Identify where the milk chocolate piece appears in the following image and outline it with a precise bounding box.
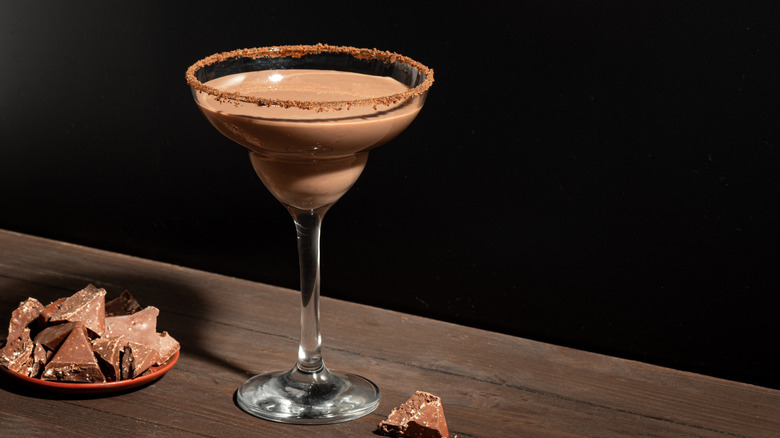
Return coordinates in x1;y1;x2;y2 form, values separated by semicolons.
0;327;35;373
378;391;450;438
106;307;179;364
106;290;142;316
49;284;107;337
41;324;106;383
0;298;43;372
155;331;180;365
92;337;125;381
34;321;79;351
105;306;160;351
6;298;44;341
37;297;67;329
20;342;48;378
120;345;133;381
124;341;159;378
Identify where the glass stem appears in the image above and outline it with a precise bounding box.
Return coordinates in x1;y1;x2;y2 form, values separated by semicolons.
289;205;330;374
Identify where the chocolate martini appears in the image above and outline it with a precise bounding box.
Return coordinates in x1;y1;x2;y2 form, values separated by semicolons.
186;44;433;424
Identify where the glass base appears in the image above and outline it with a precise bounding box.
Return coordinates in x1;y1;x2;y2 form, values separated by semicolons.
235;366;380;424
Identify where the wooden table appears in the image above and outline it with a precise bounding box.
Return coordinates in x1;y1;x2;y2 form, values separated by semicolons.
0;229;777;437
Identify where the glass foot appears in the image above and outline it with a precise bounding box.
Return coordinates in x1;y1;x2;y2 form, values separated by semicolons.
235;366;380;424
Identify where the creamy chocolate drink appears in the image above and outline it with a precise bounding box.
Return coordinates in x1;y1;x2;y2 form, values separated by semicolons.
193;69;424;210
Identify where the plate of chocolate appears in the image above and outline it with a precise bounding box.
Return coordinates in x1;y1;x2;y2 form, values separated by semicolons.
0;284;180;394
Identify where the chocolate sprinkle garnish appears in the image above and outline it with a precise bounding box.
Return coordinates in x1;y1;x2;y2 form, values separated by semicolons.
185;43;434;112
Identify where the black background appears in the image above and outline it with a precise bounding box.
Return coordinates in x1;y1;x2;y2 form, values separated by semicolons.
1;2;778;389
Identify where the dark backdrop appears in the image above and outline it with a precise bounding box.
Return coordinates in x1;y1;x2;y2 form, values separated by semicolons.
1;2;778;389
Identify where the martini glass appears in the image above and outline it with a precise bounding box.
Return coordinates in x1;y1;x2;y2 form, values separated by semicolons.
185;44;433;424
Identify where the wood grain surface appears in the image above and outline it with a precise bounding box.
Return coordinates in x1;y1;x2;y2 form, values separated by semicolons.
0;229;777;437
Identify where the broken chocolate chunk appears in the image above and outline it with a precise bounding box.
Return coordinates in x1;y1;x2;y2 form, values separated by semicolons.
106;307;180;364
120;344;133;381
106;290;142;316
41;324;106;383
378;391;450;438
34;321;80;351
125;341;159;378
92;337;125;381
36;297;67;329
6;298;44;340
49;284;107;337
20;342;48;378
0;327;35;373
155;331;180;365
105;306;163;353
1;298;44;372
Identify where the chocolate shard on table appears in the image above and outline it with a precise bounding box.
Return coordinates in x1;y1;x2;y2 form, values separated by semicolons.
92;337;125;381
41;324;106;383
49;284;107;337
106;290;142;316
34;321;80;351
378;391;450;438
0;327;35;373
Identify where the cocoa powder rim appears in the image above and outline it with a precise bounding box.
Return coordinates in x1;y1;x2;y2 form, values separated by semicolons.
185;44;434;111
